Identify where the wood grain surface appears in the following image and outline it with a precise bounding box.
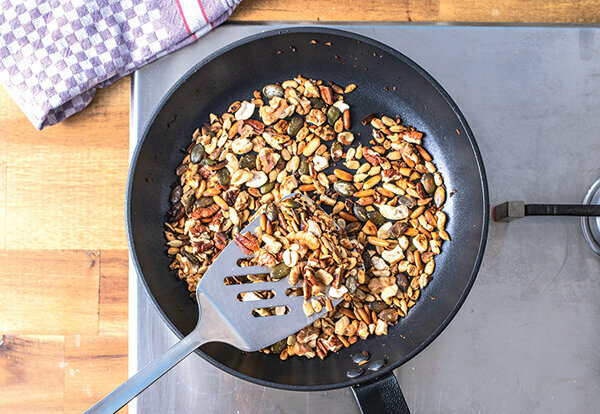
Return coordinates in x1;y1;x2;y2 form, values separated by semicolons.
0;1;598;412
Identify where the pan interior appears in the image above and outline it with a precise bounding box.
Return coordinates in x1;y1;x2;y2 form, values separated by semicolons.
128;28;487;390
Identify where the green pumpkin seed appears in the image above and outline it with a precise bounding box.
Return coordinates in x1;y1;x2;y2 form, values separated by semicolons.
327;106;341;126
366;209;386;226
260;181;275;194
298;155;309;175
398;195;416;209
200;158;216;167
217;169;230;186
262;84;284;99
421;173;436;194
170;186;183;204
309;97;326;109
182;250;200;266
270;338;287;354
280;199;301;209
353;204;368;222
194;197;214;209
287;116;304;137
239;154;257;169
333;181;356;197
190;144;205;163
271;262;291;280
265;203;279;222
184;194;196;214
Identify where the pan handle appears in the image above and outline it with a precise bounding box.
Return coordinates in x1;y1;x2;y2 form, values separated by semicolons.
351;372;411;414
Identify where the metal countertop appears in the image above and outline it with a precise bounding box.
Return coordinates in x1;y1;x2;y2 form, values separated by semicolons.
131;24;600;413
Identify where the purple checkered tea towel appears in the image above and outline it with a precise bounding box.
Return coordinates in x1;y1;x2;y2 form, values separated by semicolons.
0;0;241;130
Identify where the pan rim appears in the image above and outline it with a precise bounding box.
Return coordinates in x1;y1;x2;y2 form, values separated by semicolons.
126;25;490;391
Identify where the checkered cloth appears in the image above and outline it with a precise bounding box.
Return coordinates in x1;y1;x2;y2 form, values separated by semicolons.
0;0;241;129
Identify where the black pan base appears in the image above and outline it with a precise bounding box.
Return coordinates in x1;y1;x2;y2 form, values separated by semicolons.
126;27;489;391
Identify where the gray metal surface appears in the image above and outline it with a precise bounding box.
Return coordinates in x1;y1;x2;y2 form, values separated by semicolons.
582;178;600;255
131;24;600;413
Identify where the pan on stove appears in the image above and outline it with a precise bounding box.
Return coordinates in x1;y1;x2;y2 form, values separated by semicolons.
127;27;489;413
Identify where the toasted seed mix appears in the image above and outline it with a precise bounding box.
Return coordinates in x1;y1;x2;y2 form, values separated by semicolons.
165;76;449;360
240;194;356;315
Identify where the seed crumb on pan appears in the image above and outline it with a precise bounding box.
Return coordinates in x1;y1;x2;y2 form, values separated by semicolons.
165;75;449;360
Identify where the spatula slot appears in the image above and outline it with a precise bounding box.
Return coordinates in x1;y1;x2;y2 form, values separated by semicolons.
251;306;290;317
285;287;303;297
237;290;276;301
236;258;255;266
223;274;270;285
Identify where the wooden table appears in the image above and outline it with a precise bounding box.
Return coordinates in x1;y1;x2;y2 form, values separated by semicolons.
0;1;597;412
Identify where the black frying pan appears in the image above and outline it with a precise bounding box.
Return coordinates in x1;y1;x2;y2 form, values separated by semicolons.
127;27;489;413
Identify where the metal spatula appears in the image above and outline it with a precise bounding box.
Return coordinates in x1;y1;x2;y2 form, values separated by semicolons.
85;193;343;414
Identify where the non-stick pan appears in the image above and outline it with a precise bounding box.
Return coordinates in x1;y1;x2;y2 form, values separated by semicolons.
127;27;489;413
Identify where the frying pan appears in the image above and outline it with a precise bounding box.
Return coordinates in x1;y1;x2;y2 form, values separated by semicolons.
127;27;489;413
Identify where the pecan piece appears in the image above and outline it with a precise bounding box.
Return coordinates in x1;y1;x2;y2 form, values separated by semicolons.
244;119;265;135
190;203;220;219
363;147;383;166
233;232;260;254
214;232;228;250
318;85;333;105
223;187;240;206
189;224;208;238
254;249;277;267
198;165;215;179
191;240;214;253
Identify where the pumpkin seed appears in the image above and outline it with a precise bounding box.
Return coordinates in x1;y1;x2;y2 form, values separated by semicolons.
190;144;205;163
260;181;275;194
270;338;287;354
194;197;214;209
398;195;416;209
388;222;409;238
182;250;200;266
327;106;341;126
333;181;356;197
309;97;326;109
265;203;279;222
287;116;304;137
184;194;196;214
366;209;386;226
271;262;291;280
217;169;230;186
170;186;182;204
280;198;301;208
298;155;309;175
200;158;216;166
353;204;369;222
239;154;257;169
421;173;436;194
263;84;285;99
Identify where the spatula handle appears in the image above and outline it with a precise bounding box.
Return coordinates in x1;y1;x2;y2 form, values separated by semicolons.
83;333;202;414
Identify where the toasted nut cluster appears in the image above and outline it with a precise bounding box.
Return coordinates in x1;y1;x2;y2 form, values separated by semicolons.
239;195;362;319
165;76;449;360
